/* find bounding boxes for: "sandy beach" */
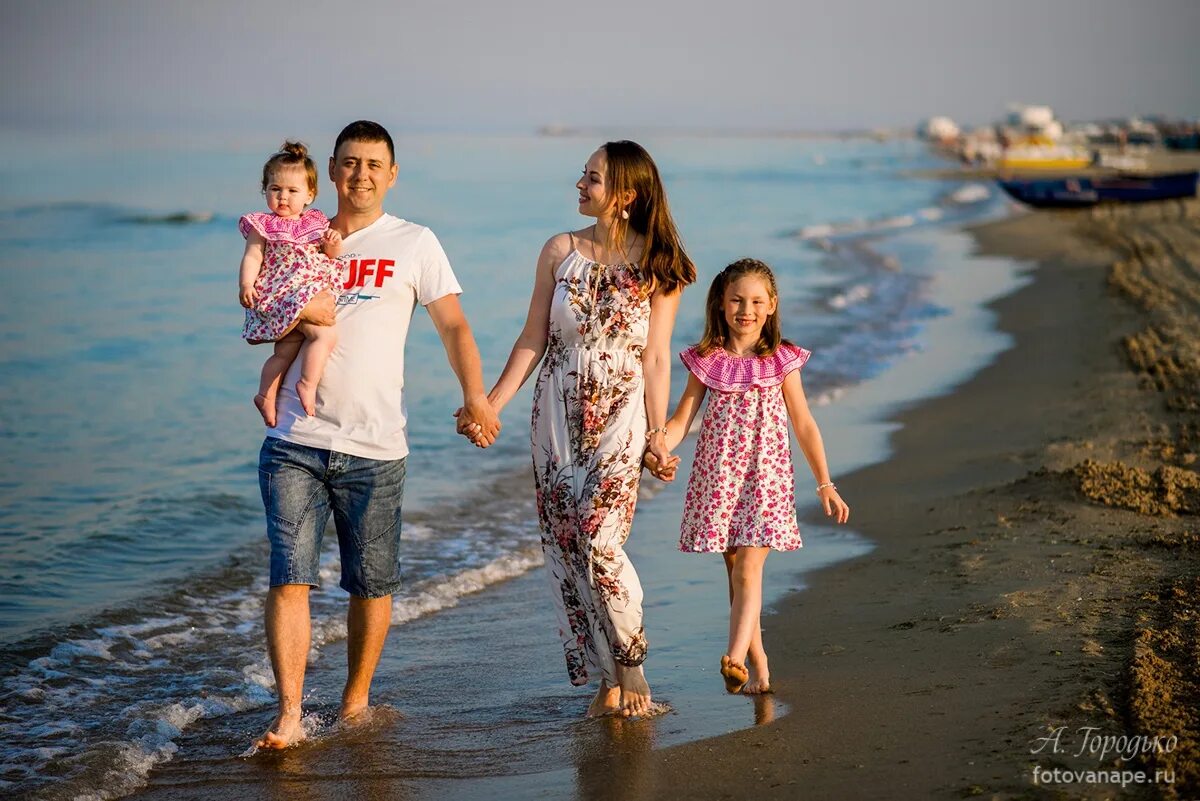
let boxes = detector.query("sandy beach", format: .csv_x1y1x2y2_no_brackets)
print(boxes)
551,198,1200,800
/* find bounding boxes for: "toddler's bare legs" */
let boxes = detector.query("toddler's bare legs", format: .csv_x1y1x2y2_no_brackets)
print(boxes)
255,332,304,427
294,321,337,416
291,291,338,417
722,547,770,693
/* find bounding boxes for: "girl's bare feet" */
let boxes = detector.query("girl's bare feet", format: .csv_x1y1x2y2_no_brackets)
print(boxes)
615,664,652,717
254,710,304,750
586,681,622,718
720,654,749,694
254,393,277,427
743,651,771,694
295,379,317,416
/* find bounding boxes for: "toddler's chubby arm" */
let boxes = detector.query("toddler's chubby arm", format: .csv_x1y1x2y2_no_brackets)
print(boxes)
238,231,266,308
320,228,343,259
782,370,850,523
643,372,707,481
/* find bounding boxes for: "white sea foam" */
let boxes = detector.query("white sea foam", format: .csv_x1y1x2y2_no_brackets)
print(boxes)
827,283,873,309
393,547,543,625
949,183,990,205
2,538,545,801
811,387,846,407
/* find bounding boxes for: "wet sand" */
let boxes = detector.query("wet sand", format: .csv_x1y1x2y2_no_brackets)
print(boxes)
569,199,1200,800
123,197,1200,801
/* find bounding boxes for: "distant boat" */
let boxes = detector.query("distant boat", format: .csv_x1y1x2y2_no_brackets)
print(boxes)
998,171,1199,208
999,144,1093,171
1164,132,1200,151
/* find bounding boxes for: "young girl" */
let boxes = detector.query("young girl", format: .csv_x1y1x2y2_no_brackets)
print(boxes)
647,258,850,695
238,141,342,426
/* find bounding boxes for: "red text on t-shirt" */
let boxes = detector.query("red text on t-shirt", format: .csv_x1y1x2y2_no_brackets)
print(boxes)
342,259,395,290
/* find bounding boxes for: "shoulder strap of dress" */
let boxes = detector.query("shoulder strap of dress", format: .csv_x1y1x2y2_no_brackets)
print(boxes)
567,230,575,252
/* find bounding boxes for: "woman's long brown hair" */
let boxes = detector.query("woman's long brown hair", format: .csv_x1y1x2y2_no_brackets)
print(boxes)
602,140,696,295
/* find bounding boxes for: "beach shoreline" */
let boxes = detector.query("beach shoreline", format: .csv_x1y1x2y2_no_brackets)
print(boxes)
557,199,1200,800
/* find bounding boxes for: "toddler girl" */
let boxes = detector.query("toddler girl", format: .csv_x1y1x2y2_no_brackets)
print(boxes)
648,258,850,694
238,141,342,426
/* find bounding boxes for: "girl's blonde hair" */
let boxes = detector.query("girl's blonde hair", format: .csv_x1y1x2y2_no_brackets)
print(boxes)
260,141,318,198
696,258,791,357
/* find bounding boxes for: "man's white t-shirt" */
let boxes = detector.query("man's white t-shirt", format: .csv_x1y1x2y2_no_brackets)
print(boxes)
269,214,462,460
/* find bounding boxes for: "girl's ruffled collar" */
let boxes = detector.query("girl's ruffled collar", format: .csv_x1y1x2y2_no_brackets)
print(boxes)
238,208,329,244
680,343,810,392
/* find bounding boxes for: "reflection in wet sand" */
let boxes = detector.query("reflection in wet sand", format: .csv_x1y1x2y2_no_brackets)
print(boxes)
753,694,777,726
574,713,658,801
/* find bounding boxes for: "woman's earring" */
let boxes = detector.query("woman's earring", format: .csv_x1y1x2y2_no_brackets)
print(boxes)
621,208,630,220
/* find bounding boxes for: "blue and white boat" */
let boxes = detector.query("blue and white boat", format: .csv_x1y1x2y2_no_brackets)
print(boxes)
998,171,1199,208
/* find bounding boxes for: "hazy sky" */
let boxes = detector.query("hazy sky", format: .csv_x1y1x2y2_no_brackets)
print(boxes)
3,0,1198,135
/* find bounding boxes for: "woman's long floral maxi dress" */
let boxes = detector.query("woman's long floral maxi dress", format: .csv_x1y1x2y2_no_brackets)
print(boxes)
531,249,651,686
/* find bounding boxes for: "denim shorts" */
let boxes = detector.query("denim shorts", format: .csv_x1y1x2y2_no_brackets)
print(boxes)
257,437,406,598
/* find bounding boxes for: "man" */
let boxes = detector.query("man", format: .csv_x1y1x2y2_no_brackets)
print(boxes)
254,120,500,749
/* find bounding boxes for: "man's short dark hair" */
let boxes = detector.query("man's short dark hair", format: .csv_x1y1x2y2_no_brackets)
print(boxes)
333,120,395,163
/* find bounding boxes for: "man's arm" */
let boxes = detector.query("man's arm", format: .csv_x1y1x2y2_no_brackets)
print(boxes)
426,293,501,448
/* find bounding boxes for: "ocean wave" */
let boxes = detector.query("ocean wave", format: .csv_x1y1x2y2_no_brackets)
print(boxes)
791,183,992,243
0,202,219,228
0,528,543,800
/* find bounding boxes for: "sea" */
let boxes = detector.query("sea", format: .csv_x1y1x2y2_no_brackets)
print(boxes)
0,131,1027,800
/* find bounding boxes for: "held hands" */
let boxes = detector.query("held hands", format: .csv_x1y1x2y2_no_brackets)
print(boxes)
643,439,680,482
453,395,502,448
819,485,851,524
321,228,344,258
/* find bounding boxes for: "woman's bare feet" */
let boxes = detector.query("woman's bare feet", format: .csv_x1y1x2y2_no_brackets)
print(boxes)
615,664,652,718
743,651,772,694
720,655,749,694
586,681,622,718
254,710,304,750
254,393,277,427
295,379,316,416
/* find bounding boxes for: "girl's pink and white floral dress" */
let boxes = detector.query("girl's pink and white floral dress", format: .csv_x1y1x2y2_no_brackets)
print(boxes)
679,343,811,553
239,209,340,344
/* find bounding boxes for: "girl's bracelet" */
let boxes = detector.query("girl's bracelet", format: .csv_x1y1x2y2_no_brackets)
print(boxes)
816,481,836,495
645,426,668,440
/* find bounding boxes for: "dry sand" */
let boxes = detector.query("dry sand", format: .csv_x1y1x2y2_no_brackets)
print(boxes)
571,200,1200,800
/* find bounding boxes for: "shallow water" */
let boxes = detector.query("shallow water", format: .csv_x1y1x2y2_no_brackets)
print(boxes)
0,132,1016,799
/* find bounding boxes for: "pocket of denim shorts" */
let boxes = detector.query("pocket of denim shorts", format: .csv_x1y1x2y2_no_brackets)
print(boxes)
259,467,300,528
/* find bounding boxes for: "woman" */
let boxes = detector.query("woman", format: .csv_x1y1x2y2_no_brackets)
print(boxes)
483,141,695,717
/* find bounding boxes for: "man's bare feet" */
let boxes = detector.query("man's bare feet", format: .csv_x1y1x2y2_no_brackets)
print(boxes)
254,393,277,427
720,655,749,694
295,380,316,416
586,681,622,718
254,710,304,750
743,652,771,694
339,697,369,723
615,664,652,718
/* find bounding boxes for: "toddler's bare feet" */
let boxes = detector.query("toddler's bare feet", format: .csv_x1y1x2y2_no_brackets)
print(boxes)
254,393,277,427
254,710,304,750
615,664,652,718
295,379,317,416
720,655,749,694
743,652,772,694
586,681,622,718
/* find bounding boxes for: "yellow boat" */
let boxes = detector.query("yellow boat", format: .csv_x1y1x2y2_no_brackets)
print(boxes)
1000,145,1093,170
